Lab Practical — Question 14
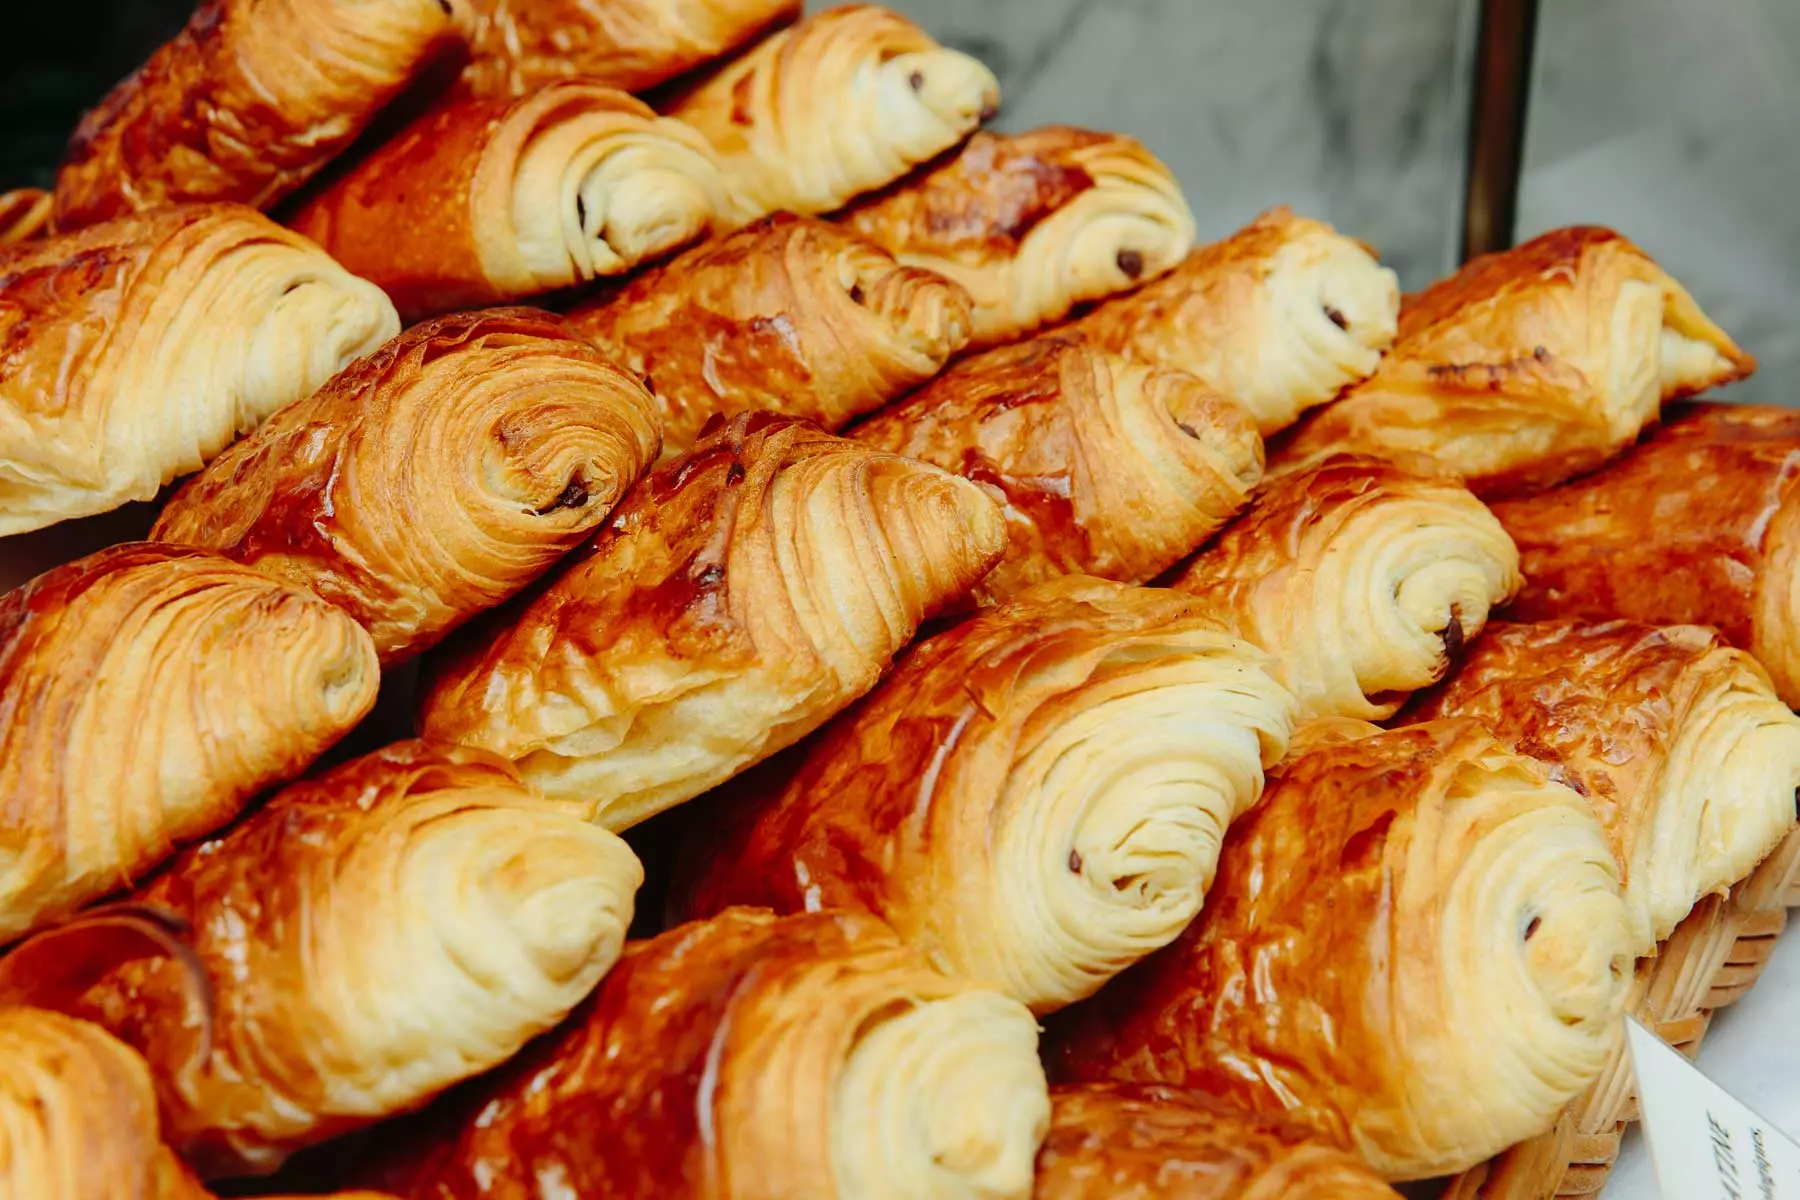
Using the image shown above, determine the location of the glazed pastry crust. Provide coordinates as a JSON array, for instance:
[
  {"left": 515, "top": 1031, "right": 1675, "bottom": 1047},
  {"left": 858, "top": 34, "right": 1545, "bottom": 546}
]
[
  {"left": 1494, "top": 402, "right": 1800, "bottom": 707},
  {"left": 566, "top": 213, "right": 971, "bottom": 455},
  {"left": 1281, "top": 227, "right": 1754, "bottom": 495},
  {"left": 666, "top": 5, "right": 1000, "bottom": 224},
  {"left": 852, "top": 336, "right": 1261, "bottom": 605},
  {"left": 0, "top": 188, "right": 52, "bottom": 245},
  {"left": 459, "top": 0, "right": 799, "bottom": 97},
  {"left": 52, "top": 0, "right": 461, "bottom": 227},
  {"left": 152, "top": 309, "right": 662, "bottom": 663},
  {"left": 418, "top": 412, "right": 1006, "bottom": 830},
  {"left": 841, "top": 127, "right": 1195, "bottom": 346},
  {"left": 1065, "top": 207, "right": 1400, "bottom": 435},
  {"left": 1036, "top": 1084, "right": 1401, "bottom": 1200},
  {"left": 0, "top": 544, "right": 378, "bottom": 945},
  {"left": 289, "top": 83, "right": 726, "bottom": 321},
  {"left": 1047, "top": 720, "right": 1634, "bottom": 1181}
]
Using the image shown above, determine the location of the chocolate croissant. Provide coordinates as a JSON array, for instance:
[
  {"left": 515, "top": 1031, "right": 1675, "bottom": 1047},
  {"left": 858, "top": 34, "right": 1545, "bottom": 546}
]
[
  {"left": 51, "top": 0, "right": 461, "bottom": 228},
  {"left": 674, "top": 577, "right": 1295, "bottom": 1014},
  {"left": 0, "top": 544, "right": 379, "bottom": 945},
  {"left": 1064, "top": 207, "right": 1400, "bottom": 436},
  {"left": 1046, "top": 720, "right": 1635, "bottom": 1181},
  {"left": 0, "top": 187, "right": 51, "bottom": 245},
  {"left": 420, "top": 412, "right": 1006, "bottom": 828},
  {"left": 566, "top": 213, "right": 971, "bottom": 455},
  {"left": 840, "top": 127, "right": 1195, "bottom": 347},
  {"left": 1169, "top": 454, "right": 1520, "bottom": 720},
  {"left": 851, "top": 336, "right": 1261, "bottom": 605},
  {"left": 371, "top": 908, "right": 1050, "bottom": 1200},
  {"left": 151, "top": 309, "right": 661, "bottom": 663},
  {"left": 1494, "top": 403, "right": 1800, "bottom": 706},
  {"left": 1036, "top": 1084, "right": 1402, "bottom": 1200},
  {"left": 1280, "top": 227, "right": 1754, "bottom": 496},
  {"left": 0, "top": 204, "right": 398, "bottom": 534},
  {"left": 289, "top": 83, "right": 728, "bottom": 321},
  {"left": 666, "top": 6, "right": 1000, "bottom": 224},
  {"left": 25, "top": 741, "right": 642, "bottom": 1177},
  {"left": 460, "top": 0, "right": 798, "bottom": 97},
  {"left": 1404, "top": 620, "right": 1800, "bottom": 951}
]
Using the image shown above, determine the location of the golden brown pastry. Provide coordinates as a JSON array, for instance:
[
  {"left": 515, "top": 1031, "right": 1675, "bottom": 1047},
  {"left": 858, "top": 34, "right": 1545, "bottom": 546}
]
[
  {"left": 566, "top": 213, "right": 971, "bottom": 455},
  {"left": 19, "top": 740, "right": 642, "bottom": 1178},
  {"left": 1494, "top": 402, "right": 1800, "bottom": 707},
  {"left": 51, "top": 0, "right": 462, "bottom": 228},
  {"left": 459, "top": 0, "right": 799, "bottom": 97},
  {"left": 1046, "top": 720, "right": 1635, "bottom": 1181},
  {"left": 666, "top": 6, "right": 1000, "bottom": 225},
  {"left": 1404, "top": 619, "right": 1800, "bottom": 951},
  {"left": 289, "top": 83, "right": 728, "bottom": 321},
  {"left": 1035, "top": 1084, "right": 1402, "bottom": 1200},
  {"left": 370, "top": 908, "right": 1050, "bottom": 1200},
  {"left": 419, "top": 412, "right": 1006, "bottom": 828},
  {"left": 675, "top": 577, "right": 1295, "bottom": 1013},
  {"left": 851, "top": 336, "right": 1261, "bottom": 605},
  {"left": 0, "top": 544, "right": 378, "bottom": 945},
  {"left": 151, "top": 309, "right": 661, "bottom": 664},
  {"left": 840, "top": 127, "right": 1195, "bottom": 347},
  {"left": 1280, "top": 227, "right": 1755, "bottom": 495},
  {"left": 0, "top": 204, "right": 398, "bottom": 535},
  {"left": 1169, "top": 454, "right": 1520, "bottom": 720},
  {"left": 0, "top": 187, "right": 52, "bottom": 245},
  {"left": 1064, "top": 207, "right": 1400, "bottom": 436}
]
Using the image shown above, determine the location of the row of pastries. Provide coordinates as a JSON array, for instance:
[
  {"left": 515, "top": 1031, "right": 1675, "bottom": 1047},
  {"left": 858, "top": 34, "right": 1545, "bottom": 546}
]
[{"left": 0, "top": 2, "right": 1795, "bottom": 1199}]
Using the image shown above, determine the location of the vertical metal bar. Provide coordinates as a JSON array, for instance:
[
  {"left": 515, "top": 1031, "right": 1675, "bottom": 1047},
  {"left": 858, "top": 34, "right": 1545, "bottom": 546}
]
[{"left": 1461, "top": 0, "right": 1540, "bottom": 260}]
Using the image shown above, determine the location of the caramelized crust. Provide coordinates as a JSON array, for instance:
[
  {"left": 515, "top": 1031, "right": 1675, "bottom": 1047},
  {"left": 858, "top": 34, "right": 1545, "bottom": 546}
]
[
  {"left": 152, "top": 309, "right": 661, "bottom": 663},
  {"left": 369, "top": 908, "right": 1049, "bottom": 1200},
  {"left": 851, "top": 337, "right": 1260, "bottom": 605},
  {"left": 0, "top": 188, "right": 52, "bottom": 246},
  {"left": 1282, "top": 227, "right": 1754, "bottom": 495},
  {"left": 1046, "top": 720, "right": 1634, "bottom": 1181},
  {"left": 1404, "top": 619, "right": 1800, "bottom": 948},
  {"left": 567, "top": 213, "right": 971, "bottom": 455},
  {"left": 418, "top": 412, "right": 1006, "bottom": 829},
  {"left": 1064, "top": 207, "right": 1399, "bottom": 435},
  {"left": 0, "top": 544, "right": 378, "bottom": 944},
  {"left": 52, "top": 0, "right": 461, "bottom": 228},
  {"left": 674, "top": 577, "right": 1295, "bottom": 1013},
  {"left": 289, "top": 83, "right": 727, "bottom": 321},
  {"left": 1036, "top": 1084, "right": 1401, "bottom": 1200},
  {"left": 28, "top": 741, "right": 641, "bottom": 1177},
  {"left": 459, "top": 0, "right": 799, "bottom": 97},
  {"left": 666, "top": 6, "right": 1000, "bottom": 224},
  {"left": 1494, "top": 403, "right": 1800, "bottom": 706},
  {"left": 841, "top": 127, "right": 1195, "bottom": 346}
]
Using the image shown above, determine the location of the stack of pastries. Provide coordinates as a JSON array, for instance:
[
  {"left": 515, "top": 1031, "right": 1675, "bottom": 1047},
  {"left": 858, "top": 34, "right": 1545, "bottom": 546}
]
[{"left": 0, "top": 3, "right": 1789, "bottom": 1200}]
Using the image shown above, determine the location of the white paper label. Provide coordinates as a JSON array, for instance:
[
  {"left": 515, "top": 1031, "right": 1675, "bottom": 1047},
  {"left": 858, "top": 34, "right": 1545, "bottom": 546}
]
[{"left": 1626, "top": 1015, "right": 1800, "bottom": 1199}]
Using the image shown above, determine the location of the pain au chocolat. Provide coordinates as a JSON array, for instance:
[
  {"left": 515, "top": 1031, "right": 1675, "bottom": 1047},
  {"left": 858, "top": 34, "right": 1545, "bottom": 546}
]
[
  {"left": 1280, "top": 226, "right": 1754, "bottom": 495},
  {"left": 152, "top": 309, "right": 661, "bottom": 664},
  {"left": 51, "top": 0, "right": 461, "bottom": 228},
  {"left": 367, "top": 908, "right": 1050, "bottom": 1200},
  {"left": 0, "top": 544, "right": 378, "bottom": 945},
  {"left": 850, "top": 335, "right": 1261, "bottom": 605},
  {"left": 9, "top": 741, "right": 641, "bottom": 1178},
  {"left": 666, "top": 5, "right": 1000, "bottom": 225},
  {"left": 419, "top": 412, "right": 1005, "bottom": 830},
  {"left": 841, "top": 127, "right": 1195, "bottom": 347},
  {"left": 1047, "top": 719, "right": 1634, "bottom": 1181},
  {"left": 566, "top": 213, "right": 971, "bottom": 456},
  {"left": 1170, "top": 454, "right": 1520, "bottom": 720},
  {"left": 1064, "top": 206, "right": 1400, "bottom": 436},
  {"left": 0, "top": 204, "right": 398, "bottom": 534},
  {"left": 675, "top": 577, "right": 1295, "bottom": 1014},
  {"left": 289, "top": 83, "right": 728, "bottom": 321},
  {"left": 1493, "top": 402, "right": 1800, "bottom": 707}
]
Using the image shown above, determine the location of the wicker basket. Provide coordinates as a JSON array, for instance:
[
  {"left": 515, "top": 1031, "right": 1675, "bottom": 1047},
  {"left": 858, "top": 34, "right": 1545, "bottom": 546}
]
[{"left": 1443, "top": 824, "right": 1800, "bottom": 1200}]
